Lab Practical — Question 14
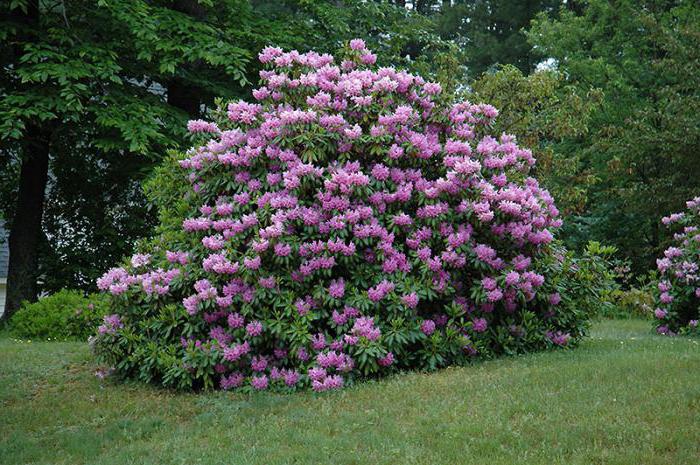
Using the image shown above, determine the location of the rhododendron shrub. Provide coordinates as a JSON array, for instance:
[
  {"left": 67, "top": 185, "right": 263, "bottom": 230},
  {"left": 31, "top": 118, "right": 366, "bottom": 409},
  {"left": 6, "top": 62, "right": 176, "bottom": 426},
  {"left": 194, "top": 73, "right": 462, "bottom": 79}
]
[
  {"left": 93, "top": 41, "right": 590, "bottom": 392},
  {"left": 653, "top": 197, "right": 700, "bottom": 335}
]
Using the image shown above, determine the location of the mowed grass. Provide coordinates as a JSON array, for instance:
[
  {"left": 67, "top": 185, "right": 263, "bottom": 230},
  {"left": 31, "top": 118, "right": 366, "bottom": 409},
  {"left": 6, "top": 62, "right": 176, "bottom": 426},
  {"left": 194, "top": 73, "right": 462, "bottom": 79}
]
[{"left": 1, "top": 320, "right": 698, "bottom": 465}]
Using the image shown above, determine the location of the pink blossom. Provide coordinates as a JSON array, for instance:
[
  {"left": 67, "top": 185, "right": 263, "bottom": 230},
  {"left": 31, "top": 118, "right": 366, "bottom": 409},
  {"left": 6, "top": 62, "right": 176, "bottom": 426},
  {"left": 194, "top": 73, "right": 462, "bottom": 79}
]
[
  {"left": 329, "top": 278, "right": 345, "bottom": 299},
  {"left": 187, "top": 119, "right": 219, "bottom": 133},
  {"left": 349, "top": 39, "right": 366, "bottom": 50},
  {"left": 401, "top": 293, "right": 419, "bottom": 308},
  {"left": 246, "top": 321, "right": 263, "bottom": 337},
  {"left": 352, "top": 317, "right": 381, "bottom": 341},
  {"left": 549, "top": 293, "right": 562, "bottom": 305},
  {"left": 472, "top": 318, "right": 488, "bottom": 333},
  {"left": 421, "top": 319, "right": 436, "bottom": 336},
  {"left": 547, "top": 330, "right": 570, "bottom": 346},
  {"left": 251, "top": 375, "right": 269, "bottom": 390},
  {"left": 378, "top": 352, "right": 395, "bottom": 367},
  {"left": 227, "top": 312, "right": 244, "bottom": 328},
  {"left": 220, "top": 373, "right": 244, "bottom": 390}
]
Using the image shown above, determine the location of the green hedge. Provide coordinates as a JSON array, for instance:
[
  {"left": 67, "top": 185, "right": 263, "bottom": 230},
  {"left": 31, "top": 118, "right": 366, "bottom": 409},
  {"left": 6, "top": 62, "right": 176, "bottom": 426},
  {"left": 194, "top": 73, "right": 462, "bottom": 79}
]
[{"left": 9, "top": 289, "right": 108, "bottom": 341}]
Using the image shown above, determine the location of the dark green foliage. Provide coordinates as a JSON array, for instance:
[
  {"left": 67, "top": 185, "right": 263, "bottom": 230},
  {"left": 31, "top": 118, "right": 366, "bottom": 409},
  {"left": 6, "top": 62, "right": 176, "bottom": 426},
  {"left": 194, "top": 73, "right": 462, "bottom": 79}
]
[
  {"left": 8, "top": 289, "right": 108, "bottom": 341},
  {"left": 550, "top": 241, "right": 620, "bottom": 319},
  {"left": 39, "top": 135, "right": 158, "bottom": 291},
  {"left": 610, "top": 286, "right": 655, "bottom": 320},
  {"left": 527, "top": 0, "right": 700, "bottom": 272},
  {"left": 435, "top": 0, "right": 562, "bottom": 77}
]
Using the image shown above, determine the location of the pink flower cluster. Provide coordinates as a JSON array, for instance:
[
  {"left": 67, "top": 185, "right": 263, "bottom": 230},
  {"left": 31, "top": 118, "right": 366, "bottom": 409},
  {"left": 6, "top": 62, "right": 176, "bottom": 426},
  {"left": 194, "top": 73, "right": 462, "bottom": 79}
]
[
  {"left": 654, "top": 197, "right": 700, "bottom": 334},
  {"left": 97, "top": 264, "right": 180, "bottom": 296},
  {"left": 98, "top": 314, "right": 123, "bottom": 335}
]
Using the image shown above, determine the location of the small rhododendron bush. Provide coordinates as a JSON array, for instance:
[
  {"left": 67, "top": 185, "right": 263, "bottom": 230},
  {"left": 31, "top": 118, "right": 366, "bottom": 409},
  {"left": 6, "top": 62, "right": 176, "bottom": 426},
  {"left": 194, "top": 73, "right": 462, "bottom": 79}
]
[
  {"left": 93, "top": 41, "right": 588, "bottom": 392},
  {"left": 653, "top": 197, "right": 700, "bottom": 335}
]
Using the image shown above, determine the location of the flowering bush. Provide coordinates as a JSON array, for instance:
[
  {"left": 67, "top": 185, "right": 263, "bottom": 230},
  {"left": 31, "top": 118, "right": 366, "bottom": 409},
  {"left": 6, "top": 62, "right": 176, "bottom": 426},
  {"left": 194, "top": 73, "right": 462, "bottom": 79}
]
[
  {"left": 93, "top": 41, "right": 591, "bottom": 392},
  {"left": 653, "top": 197, "right": 700, "bottom": 335}
]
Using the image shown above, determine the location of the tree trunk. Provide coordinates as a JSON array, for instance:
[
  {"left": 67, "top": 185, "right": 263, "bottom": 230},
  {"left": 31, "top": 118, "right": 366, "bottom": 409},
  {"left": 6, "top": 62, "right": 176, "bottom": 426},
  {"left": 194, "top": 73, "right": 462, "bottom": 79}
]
[
  {"left": 3, "top": 124, "right": 51, "bottom": 320},
  {"left": 2, "top": 0, "right": 46, "bottom": 322}
]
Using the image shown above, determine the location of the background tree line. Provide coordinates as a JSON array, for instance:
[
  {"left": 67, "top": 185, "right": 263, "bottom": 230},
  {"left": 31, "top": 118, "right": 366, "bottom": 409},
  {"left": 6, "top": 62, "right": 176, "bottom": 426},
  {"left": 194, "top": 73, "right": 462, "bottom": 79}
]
[{"left": 1, "top": 0, "right": 698, "bottom": 321}]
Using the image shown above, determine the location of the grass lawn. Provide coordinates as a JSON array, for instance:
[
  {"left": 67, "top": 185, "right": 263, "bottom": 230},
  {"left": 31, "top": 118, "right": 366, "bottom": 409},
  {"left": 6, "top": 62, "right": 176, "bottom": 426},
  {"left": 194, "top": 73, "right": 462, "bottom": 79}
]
[{"left": 1, "top": 319, "right": 698, "bottom": 465}]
